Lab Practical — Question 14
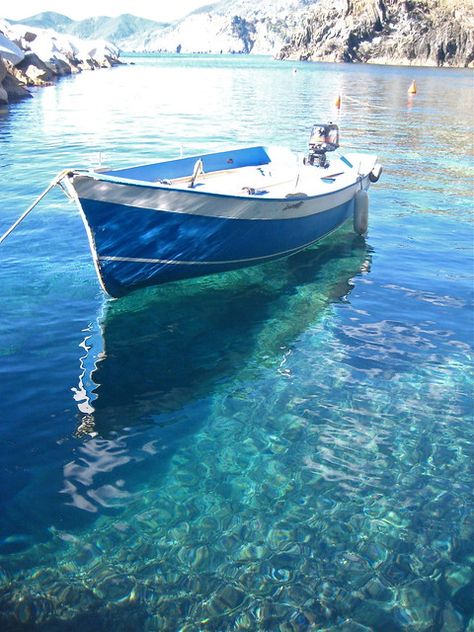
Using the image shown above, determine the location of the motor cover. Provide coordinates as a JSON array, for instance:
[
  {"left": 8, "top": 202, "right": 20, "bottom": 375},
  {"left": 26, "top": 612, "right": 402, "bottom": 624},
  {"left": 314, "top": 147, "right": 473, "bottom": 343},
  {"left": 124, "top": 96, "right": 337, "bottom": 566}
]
[{"left": 308, "top": 123, "right": 339, "bottom": 153}]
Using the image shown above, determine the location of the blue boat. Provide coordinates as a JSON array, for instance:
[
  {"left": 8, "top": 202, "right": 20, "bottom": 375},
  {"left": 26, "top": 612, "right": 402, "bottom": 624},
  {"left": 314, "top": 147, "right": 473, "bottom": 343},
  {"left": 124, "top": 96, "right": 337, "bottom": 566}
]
[{"left": 65, "top": 124, "right": 382, "bottom": 297}]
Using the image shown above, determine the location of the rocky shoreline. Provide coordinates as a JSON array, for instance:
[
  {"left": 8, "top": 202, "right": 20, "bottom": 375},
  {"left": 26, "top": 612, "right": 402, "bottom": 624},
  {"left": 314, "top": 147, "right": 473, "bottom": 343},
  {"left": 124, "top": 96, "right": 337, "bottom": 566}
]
[
  {"left": 117, "top": 0, "right": 473, "bottom": 67},
  {"left": 1, "top": 0, "right": 472, "bottom": 105},
  {"left": 276, "top": 0, "right": 474, "bottom": 67},
  {"left": 0, "top": 19, "right": 122, "bottom": 105}
]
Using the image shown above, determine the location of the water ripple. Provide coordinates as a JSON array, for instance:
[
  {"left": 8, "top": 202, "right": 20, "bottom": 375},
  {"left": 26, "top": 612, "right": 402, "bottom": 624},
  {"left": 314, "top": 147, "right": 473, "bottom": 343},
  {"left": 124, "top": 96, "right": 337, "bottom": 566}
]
[{"left": 0, "top": 55, "right": 472, "bottom": 631}]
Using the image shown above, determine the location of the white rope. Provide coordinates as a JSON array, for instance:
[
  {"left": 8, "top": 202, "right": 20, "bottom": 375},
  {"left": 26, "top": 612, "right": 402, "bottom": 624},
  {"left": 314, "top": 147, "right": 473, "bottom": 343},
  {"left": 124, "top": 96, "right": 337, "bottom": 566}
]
[{"left": 0, "top": 169, "right": 71, "bottom": 245}]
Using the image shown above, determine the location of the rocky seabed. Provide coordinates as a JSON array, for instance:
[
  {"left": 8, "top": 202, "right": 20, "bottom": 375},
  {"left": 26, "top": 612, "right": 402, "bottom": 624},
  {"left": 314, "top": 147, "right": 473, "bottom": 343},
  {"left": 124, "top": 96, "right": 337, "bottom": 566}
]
[{"left": 0, "top": 321, "right": 473, "bottom": 631}]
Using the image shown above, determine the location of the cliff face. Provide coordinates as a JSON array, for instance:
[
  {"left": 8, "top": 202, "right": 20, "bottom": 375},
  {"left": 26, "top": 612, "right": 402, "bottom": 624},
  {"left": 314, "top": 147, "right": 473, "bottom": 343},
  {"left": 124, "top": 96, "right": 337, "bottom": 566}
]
[
  {"left": 277, "top": 0, "right": 474, "bottom": 67},
  {"left": 143, "top": 0, "right": 312, "bottom": 55},
  {"left": 139, "top": 0, "right": 474, "bottom": 66}
]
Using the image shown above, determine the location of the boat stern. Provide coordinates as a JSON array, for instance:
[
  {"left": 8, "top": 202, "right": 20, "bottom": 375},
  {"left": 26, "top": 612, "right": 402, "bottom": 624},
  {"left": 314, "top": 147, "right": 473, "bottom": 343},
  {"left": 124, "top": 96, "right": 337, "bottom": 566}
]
[{"left": 344, "top": 153, "right": 383, "bottom": 185}]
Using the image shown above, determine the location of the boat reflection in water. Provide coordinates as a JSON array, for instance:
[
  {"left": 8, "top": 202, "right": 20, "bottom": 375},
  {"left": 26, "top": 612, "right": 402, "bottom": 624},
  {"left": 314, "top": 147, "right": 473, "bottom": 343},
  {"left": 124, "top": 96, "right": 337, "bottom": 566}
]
[{"left": 73, "top": 232, "right": 371, "bottom": 441}]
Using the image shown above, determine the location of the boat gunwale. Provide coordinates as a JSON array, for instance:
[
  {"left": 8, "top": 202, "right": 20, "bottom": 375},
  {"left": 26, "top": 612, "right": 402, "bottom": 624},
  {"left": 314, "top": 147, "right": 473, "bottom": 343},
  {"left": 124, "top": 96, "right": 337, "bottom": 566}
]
[{"left": 72, "top": 166, "right": 367, "bottom": 204}]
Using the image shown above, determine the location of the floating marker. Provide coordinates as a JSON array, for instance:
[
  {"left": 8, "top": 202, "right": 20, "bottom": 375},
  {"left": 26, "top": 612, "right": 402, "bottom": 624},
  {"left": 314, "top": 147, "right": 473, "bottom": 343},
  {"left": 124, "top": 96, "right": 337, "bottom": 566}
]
[
  {"left": 408, "top": 80, "right": 417, "bottom": 94},
  {"left": 335, "top": 94, "right": 341, "bottom": 109}
]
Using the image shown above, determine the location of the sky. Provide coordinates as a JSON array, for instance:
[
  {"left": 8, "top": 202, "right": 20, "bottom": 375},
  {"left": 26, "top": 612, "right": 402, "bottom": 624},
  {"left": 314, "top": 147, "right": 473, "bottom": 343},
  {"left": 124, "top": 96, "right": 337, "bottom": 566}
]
[{"left": 4, "top": 0, "right": 214, "bottom": 23}]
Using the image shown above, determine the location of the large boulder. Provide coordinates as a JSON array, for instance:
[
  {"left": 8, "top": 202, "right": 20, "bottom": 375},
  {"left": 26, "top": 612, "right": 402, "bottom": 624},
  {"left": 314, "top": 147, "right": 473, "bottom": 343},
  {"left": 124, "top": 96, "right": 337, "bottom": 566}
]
[
  {"left": 0, "top": 56, "right": 31, "bottom": 102},
  {"left": 2, "top": 70, "right": 31, "bottom": 100},
  {"left": 0, "top": 56, "right": 8, "bottom": 104},
  {"left": 0, "top": 32, "right": 24, "bottom": 64},
  {"left": 15, "top": 52, "right": 55, "bottom": 83}
]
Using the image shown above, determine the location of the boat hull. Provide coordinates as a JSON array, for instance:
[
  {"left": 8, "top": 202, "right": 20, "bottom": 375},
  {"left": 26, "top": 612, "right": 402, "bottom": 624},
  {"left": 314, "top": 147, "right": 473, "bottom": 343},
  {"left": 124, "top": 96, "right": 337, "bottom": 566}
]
[{"left": 72, "top": 176, "right": 366, "bottom": 297}]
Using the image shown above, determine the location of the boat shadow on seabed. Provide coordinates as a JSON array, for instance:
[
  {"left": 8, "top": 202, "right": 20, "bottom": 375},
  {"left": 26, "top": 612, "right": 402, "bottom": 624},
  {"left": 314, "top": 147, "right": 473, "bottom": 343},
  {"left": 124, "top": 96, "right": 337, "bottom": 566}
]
[{"left": 72, "top": 231, "right": 372, "bottom": 441}]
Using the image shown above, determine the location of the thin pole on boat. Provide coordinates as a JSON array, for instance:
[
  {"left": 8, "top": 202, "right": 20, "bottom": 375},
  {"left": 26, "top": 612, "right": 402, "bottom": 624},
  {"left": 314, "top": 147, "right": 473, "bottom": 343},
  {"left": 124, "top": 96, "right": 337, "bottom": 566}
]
[
  {"left": 0, "top": 169, "right": 71, "bottom": 245},
  {"left": 294, "top": 152, "right": 304, "bottom": 190}
]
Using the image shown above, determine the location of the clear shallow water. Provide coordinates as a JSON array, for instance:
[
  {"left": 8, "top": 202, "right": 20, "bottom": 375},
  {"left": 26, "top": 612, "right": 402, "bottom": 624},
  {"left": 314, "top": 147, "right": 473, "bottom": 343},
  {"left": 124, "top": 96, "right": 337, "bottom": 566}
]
[{"left": 0, "top": 55, "right": 473, "bottom": 630}]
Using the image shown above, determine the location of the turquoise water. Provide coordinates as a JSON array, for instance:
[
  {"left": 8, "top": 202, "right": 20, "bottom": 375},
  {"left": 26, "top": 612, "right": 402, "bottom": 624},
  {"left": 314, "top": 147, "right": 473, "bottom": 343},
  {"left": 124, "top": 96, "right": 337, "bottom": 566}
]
[{"left": 0, "top": 55, "right": 473, "bottom": 630}]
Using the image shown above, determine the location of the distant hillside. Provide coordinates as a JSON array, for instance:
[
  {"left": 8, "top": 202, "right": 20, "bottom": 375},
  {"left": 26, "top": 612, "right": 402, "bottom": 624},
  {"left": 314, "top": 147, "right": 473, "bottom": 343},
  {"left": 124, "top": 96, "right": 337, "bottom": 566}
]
[
  {"left": 7, "top": 12, "right": 170, "bottom": 52},
  {"left": 143, "top": 0, "right": 314, "bottom": 55},
  {"left": 8, "top": 11, "right": 73, "bottom": 31},
  {"left": 6, "top": 1, "right": 474, "bottom": 66}
]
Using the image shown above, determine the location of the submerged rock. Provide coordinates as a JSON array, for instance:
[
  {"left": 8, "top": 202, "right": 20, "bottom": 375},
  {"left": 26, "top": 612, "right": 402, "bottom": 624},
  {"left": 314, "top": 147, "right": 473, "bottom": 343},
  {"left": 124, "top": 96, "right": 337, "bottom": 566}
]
[
  {"left": 352, "top": 598, "right": 404, "bottom": 631},
  {"left": 440, "top": 603, "right": 464, "bottom": 632},
  {"left": 444, "top": 563, "right": 473, "bottom": 598},
  {"left": 398, "top": 578, "right": 439, "bottom": 628},
  {"left": 206, "top": 583, "right": 246, "bottom": 616},
  {"left": 451, "top": 578, "right": 474, "bottom": 618}
]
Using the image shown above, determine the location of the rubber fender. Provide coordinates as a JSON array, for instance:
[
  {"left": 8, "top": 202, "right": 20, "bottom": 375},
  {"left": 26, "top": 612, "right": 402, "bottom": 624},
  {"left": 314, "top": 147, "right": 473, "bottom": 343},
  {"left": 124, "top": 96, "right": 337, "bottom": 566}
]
[
  {"left": 353, "top": 190, "right": 369, "bottom": 235},
  {"left": 369, "top": 163, "right": 383, "bottom": 183}
]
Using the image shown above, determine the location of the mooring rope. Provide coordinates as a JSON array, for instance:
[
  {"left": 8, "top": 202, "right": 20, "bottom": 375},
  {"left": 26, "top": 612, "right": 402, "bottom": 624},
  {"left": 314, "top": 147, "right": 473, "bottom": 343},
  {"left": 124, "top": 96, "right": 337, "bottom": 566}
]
[{"left": 0, "top": 169, "right": 72, "bottom": 245}]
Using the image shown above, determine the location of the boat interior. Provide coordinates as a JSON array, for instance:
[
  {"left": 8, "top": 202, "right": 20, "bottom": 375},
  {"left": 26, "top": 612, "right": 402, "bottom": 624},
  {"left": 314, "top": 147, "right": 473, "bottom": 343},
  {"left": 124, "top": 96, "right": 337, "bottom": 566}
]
[{"left": 98, "top": 146, "right": 376, "bottom": 199}]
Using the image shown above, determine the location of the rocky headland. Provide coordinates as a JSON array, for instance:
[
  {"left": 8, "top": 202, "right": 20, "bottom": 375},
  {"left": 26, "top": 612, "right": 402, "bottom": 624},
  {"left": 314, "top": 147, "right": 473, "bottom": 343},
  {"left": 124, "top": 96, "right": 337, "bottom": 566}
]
[
  {"left": 276, "top": 0, "right": 474, "bottom": 67},
  {"left": 0, "top": 19, "right": 122, "bottom": 105},
  {"left": 140, "top": 0, "right": 311, "bottom": 56},
  {"left": 121, "top": 0, "right": 473, "bottom": 67}
]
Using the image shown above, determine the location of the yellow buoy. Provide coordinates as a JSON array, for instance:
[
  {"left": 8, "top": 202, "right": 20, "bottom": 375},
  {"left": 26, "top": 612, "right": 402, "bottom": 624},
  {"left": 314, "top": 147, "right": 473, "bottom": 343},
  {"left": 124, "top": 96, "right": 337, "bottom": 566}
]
[
  {"left": 335, "top": 94, "right": 341, "bottom": 109},
  {"left": 408, "top": 80, "right": 417, "bottom": 94}
]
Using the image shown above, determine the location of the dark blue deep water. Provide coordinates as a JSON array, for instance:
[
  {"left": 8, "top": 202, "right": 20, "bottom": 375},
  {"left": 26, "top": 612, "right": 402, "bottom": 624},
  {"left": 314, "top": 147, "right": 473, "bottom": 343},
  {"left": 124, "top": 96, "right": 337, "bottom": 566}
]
[{"left": 0, "top": 55, "right": 473, "bottom": 631}]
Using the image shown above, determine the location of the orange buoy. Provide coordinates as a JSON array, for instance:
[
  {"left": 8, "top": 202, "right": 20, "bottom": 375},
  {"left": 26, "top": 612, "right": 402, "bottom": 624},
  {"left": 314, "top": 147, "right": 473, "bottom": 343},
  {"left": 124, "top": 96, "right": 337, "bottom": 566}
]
[
  {"left": 408, "top": 80, "right": 417, "bottom": 94},
  {"left": 335, "top": 94, "right": 341, "bottom": 109}
]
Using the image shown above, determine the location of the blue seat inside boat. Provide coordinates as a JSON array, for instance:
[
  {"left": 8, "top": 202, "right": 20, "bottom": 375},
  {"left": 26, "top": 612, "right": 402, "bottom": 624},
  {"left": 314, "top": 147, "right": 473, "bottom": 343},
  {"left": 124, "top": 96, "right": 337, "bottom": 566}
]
[{"left": 103, "top": 146, "right": 271, "bottom": 183}]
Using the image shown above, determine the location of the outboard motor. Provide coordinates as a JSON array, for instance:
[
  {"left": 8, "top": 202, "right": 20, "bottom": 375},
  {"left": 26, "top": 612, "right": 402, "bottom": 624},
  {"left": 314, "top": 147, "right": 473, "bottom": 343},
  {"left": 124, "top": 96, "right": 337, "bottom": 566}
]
[{"left": 305, "top": 123, "right": 339, "bottom": 168}]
